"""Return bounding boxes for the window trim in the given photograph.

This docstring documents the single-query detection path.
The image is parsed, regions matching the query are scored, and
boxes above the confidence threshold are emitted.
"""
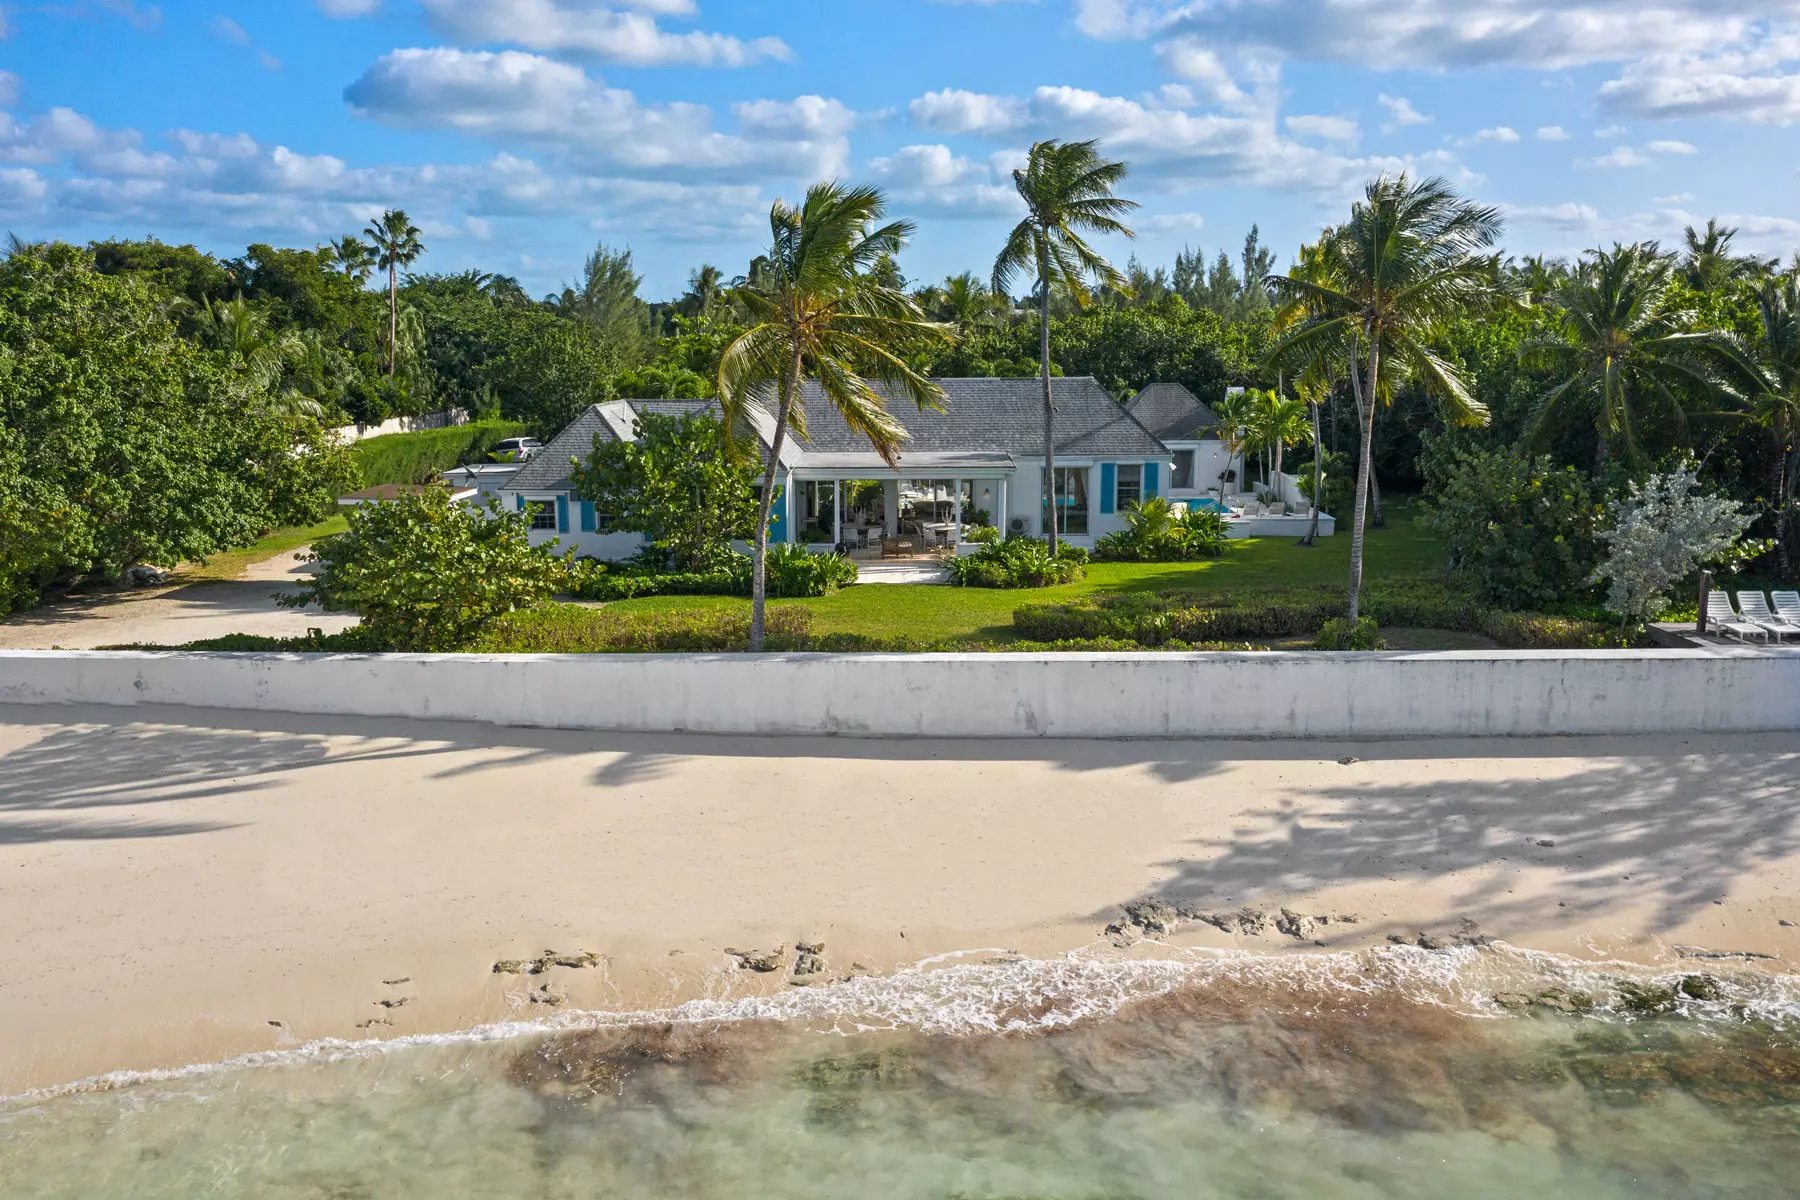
[1114,463,1143,510]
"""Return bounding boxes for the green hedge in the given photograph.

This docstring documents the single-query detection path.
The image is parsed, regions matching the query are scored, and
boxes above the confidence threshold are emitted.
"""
[351,420,529,487]
[1013,584,1631,650]
[469,603,817,653]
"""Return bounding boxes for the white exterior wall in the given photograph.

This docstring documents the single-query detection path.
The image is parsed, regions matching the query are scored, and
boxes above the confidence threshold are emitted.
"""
[1165,439,1233,497]
[6,649,1796,739]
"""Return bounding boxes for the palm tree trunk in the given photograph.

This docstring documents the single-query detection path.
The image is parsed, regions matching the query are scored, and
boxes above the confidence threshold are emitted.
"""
[749,361,800,652]
[1346,338,1384,530]
[1301,400,1323,546]
[1348,336,1380,622]
[1039,264,1057,551]
[387,263,399,378]
[1777,418,1793,579]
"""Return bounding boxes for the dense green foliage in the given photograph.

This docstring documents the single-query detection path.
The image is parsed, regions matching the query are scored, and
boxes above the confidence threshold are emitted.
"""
[0,243,356,615]
[1093,498,1230,562]
[571,412,760,571]
[763,543,860,597]
[282,488,587,651]
[350,420,529,486]
[1315,616,1384,650]
[946,536,1089,588]
[1424,448,1603,609]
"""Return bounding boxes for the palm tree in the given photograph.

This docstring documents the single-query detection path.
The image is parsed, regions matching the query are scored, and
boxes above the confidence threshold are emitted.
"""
[1211,388,1256,500]
[1524,242,1751,474]
[1269,237,1350,545]
[1256,390,1313,499]
[1683,219,1776,291]
[933,272,1000,334]
[329,235,376,283]
[1747,275,1800,576]
[682,264,726,319]
[993,139,1139,551]
[197,296,321,416]
[1266,174,1503,620]
[717,182,954,649]
[364,209,424,376]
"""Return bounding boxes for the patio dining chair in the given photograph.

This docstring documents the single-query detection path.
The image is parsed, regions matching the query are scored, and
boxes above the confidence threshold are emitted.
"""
[1706,593,1770,643]
[1737,592,1800,642]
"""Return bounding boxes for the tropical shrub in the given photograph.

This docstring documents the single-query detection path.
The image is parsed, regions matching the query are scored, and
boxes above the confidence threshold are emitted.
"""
[469,602,815,653]
[575,565,744,602]
[1093,498,1230,562]
[963,523,1002,545]
[1426,448,1603,609]
[282,488,585,650]
[1314,616,1384,650]
[571,411,760,572]
[1592,463,1765,626]
[764,543,859,598]
[1295,448,1353,517]
[946,535,1088,588]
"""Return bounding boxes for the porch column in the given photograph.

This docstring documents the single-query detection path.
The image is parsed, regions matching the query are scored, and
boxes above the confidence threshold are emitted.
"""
[999,477,1008,535]
[952,478,964,548]
[832,479,842,548]
[883,479,899,536]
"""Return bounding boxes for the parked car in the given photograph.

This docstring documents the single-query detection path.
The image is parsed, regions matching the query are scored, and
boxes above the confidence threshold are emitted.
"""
[491,437,543,463]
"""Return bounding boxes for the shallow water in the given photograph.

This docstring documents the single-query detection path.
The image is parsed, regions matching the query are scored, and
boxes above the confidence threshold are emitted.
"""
[5,947,1800,1199]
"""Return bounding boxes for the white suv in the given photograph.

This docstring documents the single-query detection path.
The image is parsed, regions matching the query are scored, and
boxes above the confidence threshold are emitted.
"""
[492,437,544,462]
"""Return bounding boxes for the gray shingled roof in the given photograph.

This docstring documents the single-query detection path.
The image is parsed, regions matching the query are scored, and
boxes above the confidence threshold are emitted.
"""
[1125,382,1220,442]
[507,399,731,492]
[785,376,1168,462]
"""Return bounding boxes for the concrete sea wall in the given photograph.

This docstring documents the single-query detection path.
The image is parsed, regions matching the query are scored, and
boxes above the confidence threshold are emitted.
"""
[3,649,1797,739]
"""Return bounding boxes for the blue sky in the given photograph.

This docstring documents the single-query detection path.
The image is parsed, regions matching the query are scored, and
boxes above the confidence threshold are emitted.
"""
[2,0,1798,300]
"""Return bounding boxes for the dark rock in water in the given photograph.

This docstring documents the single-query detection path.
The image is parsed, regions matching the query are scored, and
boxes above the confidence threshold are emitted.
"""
[1122,899,1179,935]
[1104,923,1141,948]
[1336,756,1359,765]
[1492,992,1534,1009]
[493,960,527,975]
[793,943,827,977]
[1275,909,1317,939]
[1198,908,1270,936]
[355,1018,393,1029]
[1674,946,1776,961]
[726,947,788,973]
[1677,974,1723,1002]
[1616,982,1680,1015]
[377,997,412,1009]
[529,984,567,1007]
[1533,839,1556,848]
[1416,934,1451,951]
[1532,987,1596,1014]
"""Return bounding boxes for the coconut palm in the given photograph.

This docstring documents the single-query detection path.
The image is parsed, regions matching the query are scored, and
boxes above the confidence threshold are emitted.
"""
[682,264,727,319]
[1268,237,1352,545]
[1682,219,1776,292]
[1266,174,1504,620]
[1256,390,1314,500]
[1747,275,1800,576]
[1211,388,1256,501]
[1524,242,1752,474]
[196,296,325,417]
[329,235,376,283]
[364,209,424,376]
[717,182,954,649]
[993,139,1139,550]
[930,272,1001,334]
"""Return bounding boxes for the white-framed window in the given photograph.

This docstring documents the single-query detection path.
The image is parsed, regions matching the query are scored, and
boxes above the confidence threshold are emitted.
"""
[1171,450,1195,491]
[528,501,558,531]
[1115,464,1143,510]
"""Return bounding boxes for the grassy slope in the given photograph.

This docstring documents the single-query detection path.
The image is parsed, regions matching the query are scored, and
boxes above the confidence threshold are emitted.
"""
[174,516,349,583]
[606,501,1444,644]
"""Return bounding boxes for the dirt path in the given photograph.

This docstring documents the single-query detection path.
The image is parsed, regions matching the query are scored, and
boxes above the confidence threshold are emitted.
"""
[0,549,356,649]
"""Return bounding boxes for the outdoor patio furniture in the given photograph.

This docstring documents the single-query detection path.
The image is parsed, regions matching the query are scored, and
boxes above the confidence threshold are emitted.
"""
[1774,591,1800,626]
[1270,502,1287,517]
[882,535,916,559]
[1706,593,1770,643]
[1737,592,1800,642]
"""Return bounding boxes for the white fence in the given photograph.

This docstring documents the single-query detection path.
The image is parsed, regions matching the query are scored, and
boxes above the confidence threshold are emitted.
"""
[331,408,470,444]
[3,649,1796,739]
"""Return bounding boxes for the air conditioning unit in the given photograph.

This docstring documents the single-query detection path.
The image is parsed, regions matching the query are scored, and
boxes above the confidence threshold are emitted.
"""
[1009,517,1028,534]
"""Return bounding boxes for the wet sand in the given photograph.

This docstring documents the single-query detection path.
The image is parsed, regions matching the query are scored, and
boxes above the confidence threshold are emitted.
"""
[2,701,1798,1095]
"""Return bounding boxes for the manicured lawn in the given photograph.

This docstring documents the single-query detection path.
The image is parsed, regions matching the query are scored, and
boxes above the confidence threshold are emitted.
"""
[174,516,349,583]
[608,500,1445,644]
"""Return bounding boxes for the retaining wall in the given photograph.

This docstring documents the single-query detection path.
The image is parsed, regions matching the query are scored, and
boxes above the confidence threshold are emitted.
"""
[3,649,1797,739]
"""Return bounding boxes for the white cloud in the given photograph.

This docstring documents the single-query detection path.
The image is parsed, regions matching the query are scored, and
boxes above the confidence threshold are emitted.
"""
[908,88,1029,136]
[1285,113,1358,143]
[211,16,250,45]
[1646,138,1698,153]
[1653,191,1696,202]
[1582,145,1652,167]
[1594,124,1628,137]
[316,0,380,14]
[1503,198,1800,255]
[415,0,790,68]
[1536,125,1570,140]
[1141,210,1208,232]
[1461,125,1521,144]
[1377,93,1430,132]
[0,72,20,109]
[1599,30,1800,124]
[865,143,1021,215]
[1154,37,1254,108]
[344,48,850,179]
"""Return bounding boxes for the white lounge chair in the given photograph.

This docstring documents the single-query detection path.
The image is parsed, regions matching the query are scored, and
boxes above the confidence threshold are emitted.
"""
[1738,592,1800,642]
[1773,591,1800,627]
[1707,593,1769,642]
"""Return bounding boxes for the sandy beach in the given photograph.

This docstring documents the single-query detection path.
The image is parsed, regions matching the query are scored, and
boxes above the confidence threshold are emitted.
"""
[2,700,1798,1096]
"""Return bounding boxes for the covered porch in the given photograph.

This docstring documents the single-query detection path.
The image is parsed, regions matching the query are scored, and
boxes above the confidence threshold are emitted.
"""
[788,452,1015,559]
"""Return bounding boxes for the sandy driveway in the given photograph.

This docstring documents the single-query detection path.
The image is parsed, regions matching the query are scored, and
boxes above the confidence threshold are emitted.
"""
[0,549,358,650]
[2,704,1795,1093]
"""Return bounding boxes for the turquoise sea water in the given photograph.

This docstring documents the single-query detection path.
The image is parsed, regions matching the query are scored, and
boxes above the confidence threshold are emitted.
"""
[4,947,1798,1199]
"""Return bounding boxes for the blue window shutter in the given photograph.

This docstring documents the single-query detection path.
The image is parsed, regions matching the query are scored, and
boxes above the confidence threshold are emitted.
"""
[555,495,569,533]
[1144,461,1160,500]
[579,500,595,532]
[1099,463,1117,514]
[769,484,787,544]
[515,494,525,511]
